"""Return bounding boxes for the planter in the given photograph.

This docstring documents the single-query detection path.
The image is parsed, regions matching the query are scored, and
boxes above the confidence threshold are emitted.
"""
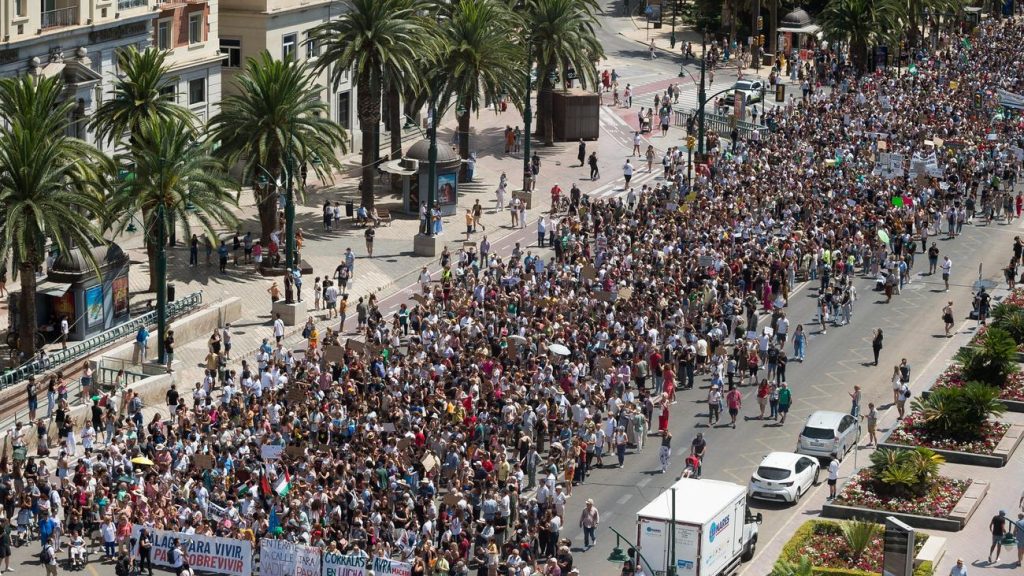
[822,501,964,531]
[879,423,1024,467]
[777,519,937,575]
[824,480,988,531]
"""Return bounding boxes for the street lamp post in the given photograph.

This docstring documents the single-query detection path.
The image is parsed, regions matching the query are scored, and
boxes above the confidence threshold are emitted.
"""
[284,148,296,270]
[670,0,678,49]
[426,98,438,237]
[697,34,707,158]
[522,42,533,193]
[155,203,167,365]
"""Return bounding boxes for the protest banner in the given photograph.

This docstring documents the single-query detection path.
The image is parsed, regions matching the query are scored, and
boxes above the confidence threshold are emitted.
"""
[131,525,251,576]
[322,552,367,576]
[260,538,321,576]
[261,444,284,461]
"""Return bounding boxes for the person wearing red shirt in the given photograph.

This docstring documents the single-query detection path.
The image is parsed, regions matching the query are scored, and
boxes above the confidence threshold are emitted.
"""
[726,385,742,428]
[649,350,663,393]
[662,366,676,404]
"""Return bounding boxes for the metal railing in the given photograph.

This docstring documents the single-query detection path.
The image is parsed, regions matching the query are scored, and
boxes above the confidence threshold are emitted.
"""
[0,291,203,391]
[40,5,79,29]
[116,0,148,9]
[674,109,770,139]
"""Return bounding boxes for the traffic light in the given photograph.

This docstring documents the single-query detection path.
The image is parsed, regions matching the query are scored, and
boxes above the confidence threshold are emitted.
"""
[686,136,696,150]
[756,16,763,31]
[686,116,695,135]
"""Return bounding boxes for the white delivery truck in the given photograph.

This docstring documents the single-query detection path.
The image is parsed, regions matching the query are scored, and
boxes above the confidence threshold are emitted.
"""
[635,478,762,576]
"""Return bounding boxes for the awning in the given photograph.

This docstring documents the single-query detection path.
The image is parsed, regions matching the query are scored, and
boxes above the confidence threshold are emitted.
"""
[778,24,821,35]
[37,281,72,298]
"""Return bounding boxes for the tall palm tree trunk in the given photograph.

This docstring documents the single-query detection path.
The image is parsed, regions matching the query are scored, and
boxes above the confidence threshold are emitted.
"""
[356,74,381,210]
[253,178,279,250]
[768,0,778,56]
[387,84,403,161]
[17,261,38,356]
[538,71,555,146]
[457,104,471,182]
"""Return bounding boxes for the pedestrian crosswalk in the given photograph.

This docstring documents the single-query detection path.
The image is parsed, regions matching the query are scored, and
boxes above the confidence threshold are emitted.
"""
[584,169,663,200]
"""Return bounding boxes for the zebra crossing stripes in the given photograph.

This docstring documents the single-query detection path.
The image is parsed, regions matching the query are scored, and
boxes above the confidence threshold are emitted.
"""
[585,170,662,200]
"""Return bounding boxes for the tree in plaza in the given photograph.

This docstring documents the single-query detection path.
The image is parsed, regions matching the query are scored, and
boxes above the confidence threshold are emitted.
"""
[520,0,603,146]
[0,75,110,356]
[90,46,199,287]
[310,0,429,209]
[819,0,905,73]
[106,117,240,281]
[209,52,348,247]
[437,0,524,181]
[91,46,196,148]
[906,0,963,49]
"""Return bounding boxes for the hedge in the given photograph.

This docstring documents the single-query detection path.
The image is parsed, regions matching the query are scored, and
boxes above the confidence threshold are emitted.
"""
[777,519,934,576]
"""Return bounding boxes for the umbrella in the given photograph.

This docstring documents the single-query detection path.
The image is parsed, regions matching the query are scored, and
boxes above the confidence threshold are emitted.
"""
[547,343,571,356]
[131,456,154,467]
[877,230,890,244]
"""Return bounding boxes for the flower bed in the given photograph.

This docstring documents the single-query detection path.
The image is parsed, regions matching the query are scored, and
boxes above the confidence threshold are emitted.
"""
[834,470,970,518]
[780,520,929,574]
[969,325,1024,352]
[933,365,1024,402]
[1004,288,1024,308]
[887,414,1010,455]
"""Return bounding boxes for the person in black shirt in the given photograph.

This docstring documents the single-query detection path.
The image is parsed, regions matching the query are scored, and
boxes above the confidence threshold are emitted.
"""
[991,510,1009,563]
[164,330,175,370]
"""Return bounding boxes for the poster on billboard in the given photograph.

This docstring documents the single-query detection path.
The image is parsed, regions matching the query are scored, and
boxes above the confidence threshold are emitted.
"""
[85,285,103,328]
[437,173,457,206]
[112,276,129,317]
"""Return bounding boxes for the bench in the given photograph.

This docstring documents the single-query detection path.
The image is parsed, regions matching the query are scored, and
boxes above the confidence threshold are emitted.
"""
[377,208,393,227]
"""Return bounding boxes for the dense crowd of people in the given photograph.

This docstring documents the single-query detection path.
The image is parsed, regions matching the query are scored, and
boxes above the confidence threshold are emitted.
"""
[4,15,1024,576]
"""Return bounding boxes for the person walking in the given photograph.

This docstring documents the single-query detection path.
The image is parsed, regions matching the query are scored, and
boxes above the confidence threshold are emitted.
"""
[896,380,911,419]
[991,510,1009,563]
[579,499,600,550]
[1013,512,1024,567]
[725,385,742,428]
[614,426,628,468]
[41,536,57,576]
[792,324,806,361]
[949,558,967,576]
[623,159,634,188]
[777,382,792,424]
[871,328,883,366]
[631,131,641,156]
[138,527,154,576]
[659,432,672,474]
[941,255,952,291]
[134,326,150,364]
[942,301,955,337]
[588,151,600,180]
[690,433,707,478]
[862,402,878,446]
[364,226,375,258]
[577,139,586,167]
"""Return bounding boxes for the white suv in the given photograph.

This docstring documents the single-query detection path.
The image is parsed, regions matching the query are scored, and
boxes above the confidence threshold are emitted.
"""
[796,410,860,460]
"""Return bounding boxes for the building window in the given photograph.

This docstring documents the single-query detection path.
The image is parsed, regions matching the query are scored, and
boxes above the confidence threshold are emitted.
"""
[157,20,171,50]
[337,91,350,130]
[188,13,203,45]
[282,33,297,60]
[188,78,205,105]
[159,85,176,103]
[306,38,319,59]
[14,0,24,17]
[220,38,241,68]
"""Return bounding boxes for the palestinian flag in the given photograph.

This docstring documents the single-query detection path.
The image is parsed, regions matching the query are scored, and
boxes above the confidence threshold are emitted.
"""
[259,466,272,498]
[273,469,291,497]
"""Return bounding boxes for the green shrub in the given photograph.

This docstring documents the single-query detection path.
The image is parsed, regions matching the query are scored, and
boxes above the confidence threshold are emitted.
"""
[868,447,945,498]
[911,382,1006,441]
[770,556,814,576]
[992,304,1024,344]
[776,520,931,576]
[956,327,1019,386]
[840,519,879,565]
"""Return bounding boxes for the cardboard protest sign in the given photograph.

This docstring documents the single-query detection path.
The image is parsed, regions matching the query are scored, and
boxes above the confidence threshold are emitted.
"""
[323,345,345,364]
[193,454,216,470]
[261,444,284,461]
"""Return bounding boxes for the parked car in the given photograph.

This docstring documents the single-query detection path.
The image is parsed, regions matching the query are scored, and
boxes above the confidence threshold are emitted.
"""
[748,452,820,504]
[795,410,860,460]
[723,80,765,107]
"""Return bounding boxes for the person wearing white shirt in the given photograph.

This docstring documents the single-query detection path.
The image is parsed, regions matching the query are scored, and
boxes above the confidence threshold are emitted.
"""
[273,314,285,343]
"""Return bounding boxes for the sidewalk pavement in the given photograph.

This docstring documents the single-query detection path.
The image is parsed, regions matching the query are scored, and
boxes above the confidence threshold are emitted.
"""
[744,297,1023,575]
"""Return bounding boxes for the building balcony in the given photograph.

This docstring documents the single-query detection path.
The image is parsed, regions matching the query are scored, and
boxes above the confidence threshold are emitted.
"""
[41,5,79,30]
[117,0,149,10]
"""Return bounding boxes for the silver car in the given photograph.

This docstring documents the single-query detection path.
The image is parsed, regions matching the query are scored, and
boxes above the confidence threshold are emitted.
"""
[796,410,860,460]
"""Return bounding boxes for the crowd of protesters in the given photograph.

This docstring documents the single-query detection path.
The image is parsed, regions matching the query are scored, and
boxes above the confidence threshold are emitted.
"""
[3,14,1024,576]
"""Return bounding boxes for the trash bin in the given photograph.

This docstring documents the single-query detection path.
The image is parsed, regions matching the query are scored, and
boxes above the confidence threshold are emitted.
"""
[345,201,354,217]
[167,283,176,302]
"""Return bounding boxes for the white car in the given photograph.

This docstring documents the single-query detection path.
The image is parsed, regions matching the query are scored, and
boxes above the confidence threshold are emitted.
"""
[724,80,765,107]
[796,410,861,459]
[748,452,820,504]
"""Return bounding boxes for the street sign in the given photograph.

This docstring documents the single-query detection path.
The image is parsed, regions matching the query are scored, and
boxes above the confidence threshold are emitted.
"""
[883,517,914,576]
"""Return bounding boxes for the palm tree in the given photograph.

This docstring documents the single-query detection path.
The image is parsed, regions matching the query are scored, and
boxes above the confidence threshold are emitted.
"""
[311,0,430,209]
[209,51,348,246]
[819,0,906,72]
[91,46,197,254]
[438,0,524,180]
[520,0,604,146]
[107,117,240,291]
[90,46,195,147]
[0,75,110,356]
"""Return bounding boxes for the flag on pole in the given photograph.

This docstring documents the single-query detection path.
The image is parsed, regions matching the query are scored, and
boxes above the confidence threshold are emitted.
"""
[268,508,281,535]
[273,469,291,497]
[259,466,272,498]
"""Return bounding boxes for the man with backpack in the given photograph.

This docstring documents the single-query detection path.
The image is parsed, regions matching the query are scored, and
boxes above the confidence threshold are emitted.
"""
[41,535,57,576]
